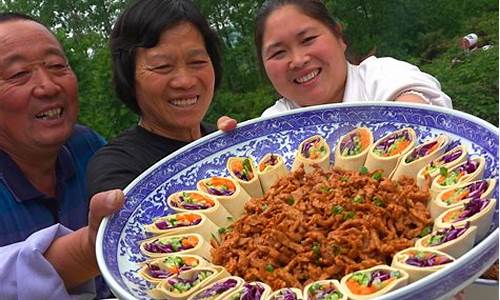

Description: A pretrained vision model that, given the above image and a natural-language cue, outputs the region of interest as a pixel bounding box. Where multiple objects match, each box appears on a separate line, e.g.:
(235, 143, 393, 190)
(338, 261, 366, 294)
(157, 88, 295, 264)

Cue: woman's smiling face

(261, 5, 348, 106)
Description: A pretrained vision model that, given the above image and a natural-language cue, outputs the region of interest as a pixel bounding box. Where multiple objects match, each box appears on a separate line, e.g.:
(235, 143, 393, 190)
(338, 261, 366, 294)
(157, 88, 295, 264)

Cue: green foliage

(0, 0, 497, 139)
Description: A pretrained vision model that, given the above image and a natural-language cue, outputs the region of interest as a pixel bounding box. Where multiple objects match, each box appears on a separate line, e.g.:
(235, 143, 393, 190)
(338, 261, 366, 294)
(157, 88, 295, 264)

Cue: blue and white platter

(96, 102, 499, 300)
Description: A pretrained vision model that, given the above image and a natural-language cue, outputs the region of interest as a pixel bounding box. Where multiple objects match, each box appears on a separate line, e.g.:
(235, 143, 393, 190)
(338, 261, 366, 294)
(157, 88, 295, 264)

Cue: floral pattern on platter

(99, 104, 499, 300)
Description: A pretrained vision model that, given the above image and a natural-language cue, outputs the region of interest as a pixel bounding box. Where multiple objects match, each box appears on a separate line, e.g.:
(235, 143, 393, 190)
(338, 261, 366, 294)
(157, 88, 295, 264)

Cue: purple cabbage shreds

(281, 289, 298, 300)
(241, 283, 265, 300)
(168, 276, 193, 287)
(182, 203, 209, 210)
(442, 149, 462, 163)
(367, 270, 391, 286)
(444, 140, 461, 153)
(193, 279, 238, 300)
(314, 285, 339, 300)
(441, 223, 469, 243)
(457, 159, 479, 174)
(146, 264, 173, 278)
(234, 170, 249, 181)
(406, 141, 438, 163)
(458, 198, 489, 221)
(467, 181, 488, 198)
(405, 254, 453, 267)
(144, 240, 174, 253)
(265, 154, 279, 166)
(207, 187, 234, 196)
(155, 217, 202, 230)
(340, 133, 356, 152)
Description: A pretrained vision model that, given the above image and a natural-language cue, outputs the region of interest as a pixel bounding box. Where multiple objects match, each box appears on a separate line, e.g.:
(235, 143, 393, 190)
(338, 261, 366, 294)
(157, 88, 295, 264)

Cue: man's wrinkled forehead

(0, 20, 66, 66)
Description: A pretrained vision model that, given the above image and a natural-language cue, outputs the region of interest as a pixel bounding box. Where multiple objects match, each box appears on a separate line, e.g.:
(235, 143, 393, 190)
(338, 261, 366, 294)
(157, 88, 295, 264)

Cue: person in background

(254, 0, 452, 117)
(0, 13, 124, 299)
(86, 0, 236, 197)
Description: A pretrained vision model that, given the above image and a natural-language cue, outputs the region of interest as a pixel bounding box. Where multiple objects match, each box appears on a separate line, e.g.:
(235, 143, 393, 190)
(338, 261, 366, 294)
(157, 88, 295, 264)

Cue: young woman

(254, 0, 452, 117)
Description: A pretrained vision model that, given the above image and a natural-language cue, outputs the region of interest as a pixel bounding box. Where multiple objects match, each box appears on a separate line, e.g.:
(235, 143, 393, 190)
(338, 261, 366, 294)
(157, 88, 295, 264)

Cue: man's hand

(44, 189, 124, 289)
(217, 116, 237, 132)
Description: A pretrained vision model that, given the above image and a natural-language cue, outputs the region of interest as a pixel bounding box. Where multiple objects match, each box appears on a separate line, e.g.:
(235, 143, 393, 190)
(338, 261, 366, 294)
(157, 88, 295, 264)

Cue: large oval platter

(96, 102, 499, 300)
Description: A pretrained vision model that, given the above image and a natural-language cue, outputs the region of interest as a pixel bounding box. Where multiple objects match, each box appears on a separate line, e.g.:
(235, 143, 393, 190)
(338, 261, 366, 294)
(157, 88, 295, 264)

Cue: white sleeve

(0, 224, 96, 300)
(359, 57, 453, 108)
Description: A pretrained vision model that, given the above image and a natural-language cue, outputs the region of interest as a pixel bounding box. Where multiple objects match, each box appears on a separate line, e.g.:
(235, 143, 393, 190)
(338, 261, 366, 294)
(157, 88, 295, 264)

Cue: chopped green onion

(359, 166, 369, 174)
(331, 205, 344, 215)
(265, 264, 274, 272)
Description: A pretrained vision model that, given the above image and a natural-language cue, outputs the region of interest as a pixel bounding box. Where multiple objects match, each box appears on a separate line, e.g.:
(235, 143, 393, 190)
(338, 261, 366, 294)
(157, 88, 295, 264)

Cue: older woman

(254, 0, 452, 117)
(87, 0, 234, 196)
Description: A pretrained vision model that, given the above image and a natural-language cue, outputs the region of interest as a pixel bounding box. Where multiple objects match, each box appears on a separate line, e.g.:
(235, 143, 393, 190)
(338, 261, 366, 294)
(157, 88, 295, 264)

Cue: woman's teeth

(36, 107, 63, 120)
(170, 97, 198, 107)
(295, 69, 320, 84)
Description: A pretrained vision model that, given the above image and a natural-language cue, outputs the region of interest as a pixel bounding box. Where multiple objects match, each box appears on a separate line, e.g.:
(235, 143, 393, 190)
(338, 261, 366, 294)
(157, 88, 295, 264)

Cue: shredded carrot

(230, 160, 244, 172)
(346, 279, 377, 295)
(443, 210, 462, 222)
(389, 140, 411, 156)
(210, 178, 236, 190)
(190, 193, 215, 206)
(183, 257, 199, 266)
(182, 236, 198, 248)
(178, 213, 201, 224)
(359, 129, 371, 150)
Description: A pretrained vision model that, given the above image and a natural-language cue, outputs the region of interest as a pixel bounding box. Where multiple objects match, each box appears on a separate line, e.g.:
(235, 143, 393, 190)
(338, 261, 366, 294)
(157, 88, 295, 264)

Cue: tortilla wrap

(334, 127, 373, 172)
(257, 153, 289, 193)
(364, 128, 416, 178)
(292, 135, 331, 173)
(227, 157, 264, 198)
(197, 177, 251, 218)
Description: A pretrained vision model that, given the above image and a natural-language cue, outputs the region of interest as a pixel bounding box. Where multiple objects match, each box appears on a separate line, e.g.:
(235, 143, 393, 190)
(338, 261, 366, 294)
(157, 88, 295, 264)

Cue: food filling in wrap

(424, 223, 470, 247)
(145, 256, 200, 280)
(170, 192, 215, 210)
(404, 250, 453, 267)
(301, 137, 328, 159)
(200, 178, 236, 196)
(191, 278, 239, 300)
(441, 181, 489, 205)
(166, 270, 214, 294)
(307, 282, 343, 300)
(259, 154, 280, 172)
(346, 269, 403, 295)
(143, 236, 198, 254)
(153, 214, 202, 230)
(437, 160, 480, 186)
(373, 130, 412, 157)
(230, 159, 255, 181)
(442, 198, 490, 223)
(270, 289, 299, 300)
(421, 147, 463, 176)
(339, 130, 370, 157)
(405, 140, 440, 163)
(230, 283, 266, 300)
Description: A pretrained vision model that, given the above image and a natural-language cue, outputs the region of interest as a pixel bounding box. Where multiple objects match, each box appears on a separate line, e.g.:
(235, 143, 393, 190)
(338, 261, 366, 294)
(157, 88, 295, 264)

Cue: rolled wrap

(415, 224, 477, 258)
(167, 190, 233, 228)
(257, 153, 289, 193)
(197, 177, 251, 219)
(139, 254, 208, 284)
(227, 157, 264, 198)
(429, 178, 496, 219)
(391, 134, 449, 181)
(303, 279, 347, 300)
(434, 198, 496, 242)
(292, 135, 331, 173)
(364, 128, 416, 178)
(416, 145, 468, 190)
(144, 212, 219, 242)
(340, 265, 409, 300)
(140, 233, 212, 260)
(391, 247, 455, 283)
(334, 127, 373, 172)
(430, 157, 486, 199)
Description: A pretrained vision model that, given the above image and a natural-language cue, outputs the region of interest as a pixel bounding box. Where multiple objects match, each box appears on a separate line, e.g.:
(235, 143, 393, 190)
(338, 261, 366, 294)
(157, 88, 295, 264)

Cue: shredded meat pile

(211, 166, 432, 289)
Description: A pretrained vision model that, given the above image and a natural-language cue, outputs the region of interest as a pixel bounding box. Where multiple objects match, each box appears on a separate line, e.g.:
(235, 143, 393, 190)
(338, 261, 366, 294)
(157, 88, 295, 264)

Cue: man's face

(0, 20, 79, 154)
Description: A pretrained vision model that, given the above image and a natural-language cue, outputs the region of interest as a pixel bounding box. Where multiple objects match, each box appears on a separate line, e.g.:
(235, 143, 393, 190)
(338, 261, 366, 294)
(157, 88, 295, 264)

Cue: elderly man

(0, 13, 123, 299)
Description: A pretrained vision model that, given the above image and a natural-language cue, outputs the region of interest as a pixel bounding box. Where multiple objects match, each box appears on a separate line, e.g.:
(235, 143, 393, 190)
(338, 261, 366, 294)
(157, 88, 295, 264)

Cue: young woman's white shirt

(261, 56, 452, 117)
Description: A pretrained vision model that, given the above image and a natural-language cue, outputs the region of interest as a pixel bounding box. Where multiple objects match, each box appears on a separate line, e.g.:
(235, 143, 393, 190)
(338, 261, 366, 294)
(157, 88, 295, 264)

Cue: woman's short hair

(110, 0, 222, 115)
(255, 0, 344, 67)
